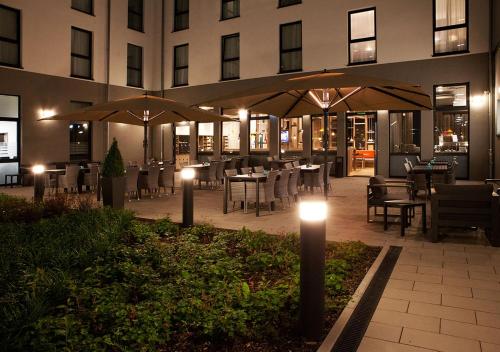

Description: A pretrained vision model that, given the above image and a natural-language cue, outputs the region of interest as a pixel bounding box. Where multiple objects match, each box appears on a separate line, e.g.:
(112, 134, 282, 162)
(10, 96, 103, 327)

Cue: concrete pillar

(420, 110, 434, 161)
(303, 115, 312, 160)
(163, 123, 174, 162)
(240, 112, 249, 156)
(269, 115, 279, 157)
(213, 122, 221, 159)
(336, 112, 346, 176)
(376, 110, 390, 178)
(189, 121, 197, 162)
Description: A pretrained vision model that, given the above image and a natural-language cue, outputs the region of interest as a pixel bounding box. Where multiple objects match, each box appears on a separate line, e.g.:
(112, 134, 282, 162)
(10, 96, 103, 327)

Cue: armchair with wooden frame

(367, 175, 414, 223)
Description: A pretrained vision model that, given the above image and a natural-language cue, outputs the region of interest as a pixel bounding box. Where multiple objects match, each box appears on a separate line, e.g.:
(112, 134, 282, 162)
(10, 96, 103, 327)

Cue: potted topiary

(101, 139, 126, 208)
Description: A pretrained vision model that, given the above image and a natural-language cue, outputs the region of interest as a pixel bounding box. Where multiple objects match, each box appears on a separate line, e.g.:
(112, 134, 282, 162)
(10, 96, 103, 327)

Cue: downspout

(104, 0, 111, 159)
(160, 0, 165, 160)
(488, 0, 494, 178)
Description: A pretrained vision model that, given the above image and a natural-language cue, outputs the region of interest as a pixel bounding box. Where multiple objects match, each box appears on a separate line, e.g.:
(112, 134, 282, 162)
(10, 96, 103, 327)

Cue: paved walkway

(3, 176, 500, 351)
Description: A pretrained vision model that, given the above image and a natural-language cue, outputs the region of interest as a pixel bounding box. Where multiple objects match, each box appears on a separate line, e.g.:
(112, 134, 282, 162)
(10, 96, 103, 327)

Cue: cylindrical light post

(32, 165, 46, 203)
(181, 167, 195, 227)
(299, 201, 327, 342)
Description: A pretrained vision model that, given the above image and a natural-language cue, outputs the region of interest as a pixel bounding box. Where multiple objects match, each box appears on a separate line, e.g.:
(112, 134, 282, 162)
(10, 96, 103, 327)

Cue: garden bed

(0, 194, 380, 351)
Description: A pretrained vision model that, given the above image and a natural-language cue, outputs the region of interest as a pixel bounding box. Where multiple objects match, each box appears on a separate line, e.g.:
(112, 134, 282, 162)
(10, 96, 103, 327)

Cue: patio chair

(240, 157, 249, 169)
(189, 159, 198, 165)
(159, 164, 175, 195)
(215, 161, 225, 188)
(225, 169, 237, 177)
(284, 162, 293, 170)
(143, 166, 161, 198)
(431, 171, 447, 187)
(241, 167, 252, 175)
(274, 168, 291, 208)
(83, 163, 99, 192)
(253, 165, 265, 173)
(288, 168, 300, 203)
(366, 175, 414, 223)
(405, 162, 427, 198)
(198, 162, 218, 189)
(44, 163, 57, 194)
(58, 165, 80, 193)
(247, 170, 279, 214)
(266, 156, 273, 162)
(126, 166, 140, 200)
(416, 155, 421, 163)
(292, 160, 300, 167)
(326, 162, 333, 192)
(303, 163, 324, 193)
(228, 158, 238, 170)
(485, 179, 500, 195)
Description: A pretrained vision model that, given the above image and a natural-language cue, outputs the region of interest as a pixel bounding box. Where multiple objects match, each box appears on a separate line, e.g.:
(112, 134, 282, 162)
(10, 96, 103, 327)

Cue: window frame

(311, 114, 338, 153)
(128, 0, 144, 32)
(71, 0, 94, 16)
(388, 110, 422, 156)
(196, 122, 215, 154)
(127, 43, 143, 88)
(279, 21, 302, 74)
(221, 0, 239, 21)
(221, 33, 240, 81)
(279, 116, 303, 156)
(0, 94, 21, 166)
(347, 7, 377, 66)
(173, 0, 189, 32)
(0, 4, 22, 69)
(221, 119, 241, 155)
(70, 26, 93, 80)
(249, 115, 270, 154)
(278, 0, 301, 8)
(173, 43, 189, 87)
(432, 0, 469, 56)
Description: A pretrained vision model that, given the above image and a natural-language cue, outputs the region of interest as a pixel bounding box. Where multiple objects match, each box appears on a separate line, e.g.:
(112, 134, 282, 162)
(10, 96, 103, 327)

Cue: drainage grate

(331, 246, 402, 352)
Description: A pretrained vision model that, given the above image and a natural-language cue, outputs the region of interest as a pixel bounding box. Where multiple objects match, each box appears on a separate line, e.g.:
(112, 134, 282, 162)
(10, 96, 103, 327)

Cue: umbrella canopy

(44, 95, 233, 164)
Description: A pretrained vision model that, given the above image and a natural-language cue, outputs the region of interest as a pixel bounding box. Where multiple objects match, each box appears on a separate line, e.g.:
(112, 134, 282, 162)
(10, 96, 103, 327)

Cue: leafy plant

(101, 138, 125, 178)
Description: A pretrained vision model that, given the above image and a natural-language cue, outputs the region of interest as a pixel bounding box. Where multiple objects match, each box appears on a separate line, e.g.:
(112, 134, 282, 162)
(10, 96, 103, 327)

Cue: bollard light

(32, 164, 46, 203)
(181, 167, 195, 227)
(299, 201, 327, 342)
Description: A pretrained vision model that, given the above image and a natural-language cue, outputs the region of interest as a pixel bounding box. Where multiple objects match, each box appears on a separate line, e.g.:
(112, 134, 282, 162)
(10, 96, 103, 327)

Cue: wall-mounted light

(238, 109, 248, 121)
(471, 92, 488, 108)
(199, 106, 214, 111)
(39, 109, 56, 119)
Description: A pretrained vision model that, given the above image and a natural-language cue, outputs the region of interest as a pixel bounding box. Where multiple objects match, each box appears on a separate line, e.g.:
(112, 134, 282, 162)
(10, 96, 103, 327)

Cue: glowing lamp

(32, 164, 45, 174)
(299, 201, 327, 222)
(181, 168, 195, 180)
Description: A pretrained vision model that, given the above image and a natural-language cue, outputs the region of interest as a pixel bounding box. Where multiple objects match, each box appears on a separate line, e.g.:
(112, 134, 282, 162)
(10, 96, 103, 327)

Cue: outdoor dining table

(223, 172, 270, 217)
(411, 164, 450, 193)
(299, 164, 321, 173)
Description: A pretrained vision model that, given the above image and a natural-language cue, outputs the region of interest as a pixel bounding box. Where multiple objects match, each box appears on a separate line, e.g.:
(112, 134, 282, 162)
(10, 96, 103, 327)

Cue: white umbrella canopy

(45, 94, 233, 163)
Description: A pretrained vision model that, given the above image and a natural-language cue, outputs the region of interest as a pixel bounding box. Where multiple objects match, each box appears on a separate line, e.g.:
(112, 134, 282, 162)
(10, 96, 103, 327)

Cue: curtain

(175, 0, 189, 30)
(0, 7, 19, 66)
(174, 45, 188, 85)
(223, 35, 239, 79)
(222, 0, 239, 19)
(435, 0, 466, 27)
(71, 29, 91, 77)
(281, 23, 302, 71)
(434, 0, 467, 53)
(350, 10, 375, 40)
(72, 0, 92, 13)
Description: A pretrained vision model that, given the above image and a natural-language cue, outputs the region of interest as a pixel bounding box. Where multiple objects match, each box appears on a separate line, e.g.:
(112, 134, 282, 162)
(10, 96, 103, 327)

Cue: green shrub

(102, 138, 125, 178)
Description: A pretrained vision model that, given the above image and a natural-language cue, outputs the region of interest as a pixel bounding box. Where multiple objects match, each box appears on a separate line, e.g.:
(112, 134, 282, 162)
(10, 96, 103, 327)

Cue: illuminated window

(434, 84, 469, 154)
(222, 120, 240, 153)
(250, 115, 269, 152)
(311, 114, 337, 151)
(433, 0, 468, 55)
(0, 94, 19, 185)
(197, 122, 214, 153)
(280, 117, 303, 152)
(389, 112, 421, 154)
(70, 101, 92, 162)
(348, 8, 376, 64)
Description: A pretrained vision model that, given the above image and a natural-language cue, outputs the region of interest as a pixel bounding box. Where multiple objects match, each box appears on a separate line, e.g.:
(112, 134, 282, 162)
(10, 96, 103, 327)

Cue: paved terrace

(3, 177, 500, 352)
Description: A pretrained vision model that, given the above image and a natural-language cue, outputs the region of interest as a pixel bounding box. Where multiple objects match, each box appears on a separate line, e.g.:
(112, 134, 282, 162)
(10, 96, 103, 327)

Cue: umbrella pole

(143, 120, 148, 165)
(322, 108, 328, 199)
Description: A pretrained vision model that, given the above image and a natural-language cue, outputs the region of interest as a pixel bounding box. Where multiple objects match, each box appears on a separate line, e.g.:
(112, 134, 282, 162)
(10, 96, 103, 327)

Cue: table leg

(400, 207, 406, 237)
(244, 182, 248, 214)
(256, 179, 260, 217)
(223, 176, 228, 214)
(422, 204, 427, 233)
(384, 204, 388, 230)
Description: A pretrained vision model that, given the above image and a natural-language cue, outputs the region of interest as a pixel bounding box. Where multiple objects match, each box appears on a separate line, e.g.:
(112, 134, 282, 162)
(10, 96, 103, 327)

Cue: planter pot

(101, 176, 126, 209)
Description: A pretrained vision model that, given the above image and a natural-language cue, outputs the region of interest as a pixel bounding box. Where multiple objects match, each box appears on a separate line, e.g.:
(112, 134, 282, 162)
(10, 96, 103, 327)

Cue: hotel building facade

(0, 0, 499, 182)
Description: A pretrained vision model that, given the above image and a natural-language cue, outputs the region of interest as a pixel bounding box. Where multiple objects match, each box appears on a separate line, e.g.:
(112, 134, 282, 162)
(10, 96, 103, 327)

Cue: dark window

(71, 27, 92, 79)
(128, 0, 144, 32)
(221, 0, 239, 20)
(127, 44, 143, 88)
(433, 83, 469, 154)
(348, 8, 376, 65)
(433, 0, 468, 55)
(69, 101, 92, 162)
(0, 5, 21, 68)
(71, 0, 93, 15)
(389, 111, 421, 154)
(173, 44, 188, 86)
(280, 21, 302, 73)
(279, 0, 301, 7)
(174, 0, 189, 31)
(221, 34, 239, 80)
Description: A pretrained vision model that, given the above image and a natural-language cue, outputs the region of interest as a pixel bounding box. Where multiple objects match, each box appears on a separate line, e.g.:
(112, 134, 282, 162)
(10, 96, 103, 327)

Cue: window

(281, 117, 303, 152)
(0, 5, 21, 68)
(70, 101, 92, 162)
(280, 21, 302, 73)
(71, 27, 92, 79)
(127, 43, 143, 88)
(174, 0, 189, 31)
(0, 95, 20, 185)
(173, 44, 188, 86)
(221, 34, 239, 80)
(279, 0, 301, 7)
(348, 8, 376, 65)
(197, 123, 214, 153)
(250, 115, 269, 152)
(222, 120, 240, 153)
(128, 0, 144, 32)
(221, 0, 239, 20)
(72, 0, 93, 15)
(312, 114, 337, 151)
(389, 112, 421, 154)
(433, 0, 468, 55)
(434, 84, 469, 154)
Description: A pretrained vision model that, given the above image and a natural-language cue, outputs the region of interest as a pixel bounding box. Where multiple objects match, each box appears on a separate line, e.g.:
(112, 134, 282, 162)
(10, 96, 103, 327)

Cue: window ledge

(70, 74, 94, 81)
(0, 63, 23, 70)
(432, 50, 470, 57)
(278, 68, 302, 74)
(71, 7, 95, 16)
(347, 60, 377, 66)
(172, 27, 189, 33)
(220, 15, 240, 22)
(128, 27, 145, 34)
(220, 76, 240, 82)
(172, 83, 189, 88)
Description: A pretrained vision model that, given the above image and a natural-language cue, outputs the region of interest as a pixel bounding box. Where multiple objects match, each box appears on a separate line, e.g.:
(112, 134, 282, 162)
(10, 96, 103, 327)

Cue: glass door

(175, 123, 190, 169)
(346, 113, 377, 176)
(0, 95, 20, 185)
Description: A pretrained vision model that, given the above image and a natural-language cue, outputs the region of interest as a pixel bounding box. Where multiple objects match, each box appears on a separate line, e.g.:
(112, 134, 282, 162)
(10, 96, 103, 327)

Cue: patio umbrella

(199, 69, 433, 199)
(44, 94, 233, 164)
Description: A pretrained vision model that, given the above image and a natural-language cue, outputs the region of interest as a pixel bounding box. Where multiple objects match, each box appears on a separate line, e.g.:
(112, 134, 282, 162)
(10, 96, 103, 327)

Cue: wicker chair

(57, 165, 80, 193)
(143, 166, 160, 198)
(125, 166, 139, 200)
(83, 164, 99, 192)
(274, 168, 291, 208)
(159, 164, 175, 194)
(228, 158, 238, 170)
(199, 162, 218, 189)
(366, 175, 414, 222)
(215, 161, 225, 188)
(284, 163, 293, 170)
(288, 168, 300, 203)
(405, 162, 427, 198)
(241, 167, 252, 174)
(292, 160, 300, 167)
(253, 165, 265, 173)
(247, 170, 279, 213)
(303, 163, 324, 193)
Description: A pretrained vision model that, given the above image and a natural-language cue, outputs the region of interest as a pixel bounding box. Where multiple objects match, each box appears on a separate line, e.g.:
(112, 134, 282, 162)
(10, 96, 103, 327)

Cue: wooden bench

(431, 184, 499, 246)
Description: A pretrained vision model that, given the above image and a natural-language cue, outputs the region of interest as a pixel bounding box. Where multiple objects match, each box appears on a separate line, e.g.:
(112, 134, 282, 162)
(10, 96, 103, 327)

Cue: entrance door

(346, 113, 377, 176)
(175, 123, 190, 169)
